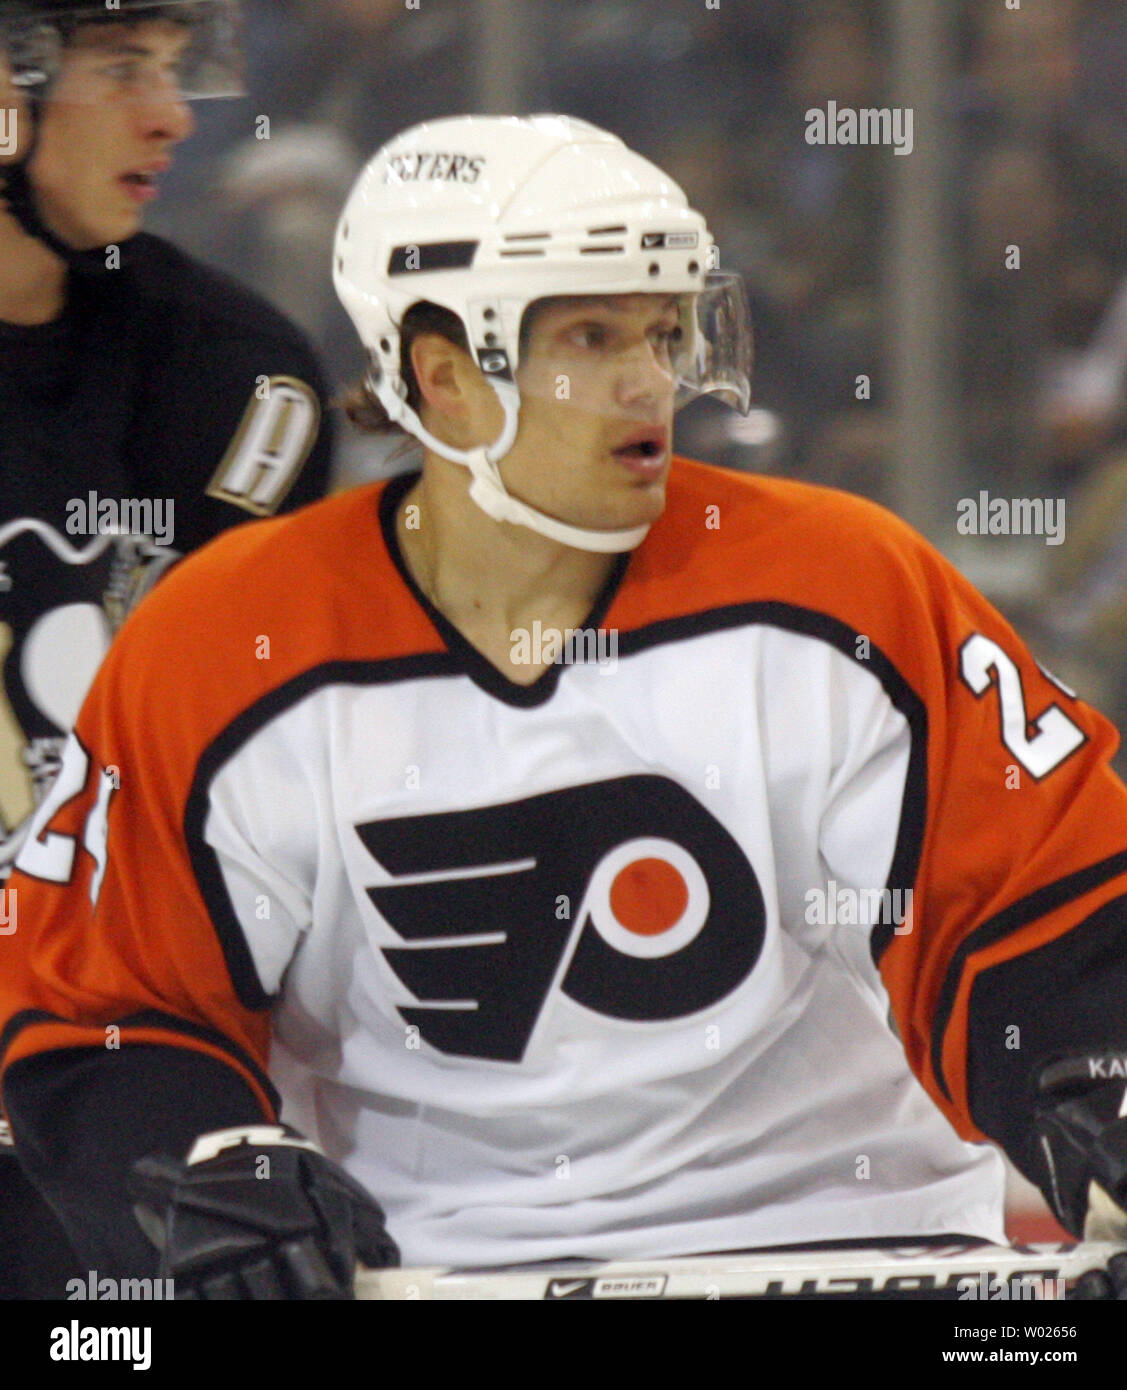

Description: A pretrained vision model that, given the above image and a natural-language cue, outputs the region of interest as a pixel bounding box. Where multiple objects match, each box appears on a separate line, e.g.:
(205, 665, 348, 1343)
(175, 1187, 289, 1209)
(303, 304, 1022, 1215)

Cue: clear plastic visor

(2, 2, 243, 101)
(675, 272, 754, 415)
(508, 273, 753, 424)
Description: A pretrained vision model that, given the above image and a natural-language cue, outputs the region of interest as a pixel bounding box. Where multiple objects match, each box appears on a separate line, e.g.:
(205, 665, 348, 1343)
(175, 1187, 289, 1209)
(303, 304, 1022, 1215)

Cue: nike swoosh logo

(548, 1280, 588, 1297)
(642, 234, 663, 248)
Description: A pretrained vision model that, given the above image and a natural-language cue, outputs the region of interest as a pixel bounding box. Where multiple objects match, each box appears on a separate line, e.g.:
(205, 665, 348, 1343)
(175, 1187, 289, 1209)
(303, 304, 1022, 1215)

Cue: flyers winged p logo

(356, 774, 765, 1062)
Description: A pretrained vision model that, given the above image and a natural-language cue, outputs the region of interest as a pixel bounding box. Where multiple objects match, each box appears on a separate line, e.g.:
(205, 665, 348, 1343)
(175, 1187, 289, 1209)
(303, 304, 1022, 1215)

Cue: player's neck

(397, 463, 618, 634)
(0, 212, 68, 325)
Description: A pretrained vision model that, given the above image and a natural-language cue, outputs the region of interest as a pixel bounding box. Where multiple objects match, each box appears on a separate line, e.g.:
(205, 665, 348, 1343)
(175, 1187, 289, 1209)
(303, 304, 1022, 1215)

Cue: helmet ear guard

(334, 114, 754, 554)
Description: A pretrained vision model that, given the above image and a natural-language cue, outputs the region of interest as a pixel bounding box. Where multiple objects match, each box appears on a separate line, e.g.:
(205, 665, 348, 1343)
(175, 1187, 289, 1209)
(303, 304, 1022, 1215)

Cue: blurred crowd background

(150, 0, 1127, 756)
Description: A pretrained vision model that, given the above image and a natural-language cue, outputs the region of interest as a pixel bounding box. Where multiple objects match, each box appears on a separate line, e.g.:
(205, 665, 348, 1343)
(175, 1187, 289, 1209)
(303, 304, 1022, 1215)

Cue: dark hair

(339, 301, 469, 436)
(54, 0, 203, 27)
(51, 0, 201, 43)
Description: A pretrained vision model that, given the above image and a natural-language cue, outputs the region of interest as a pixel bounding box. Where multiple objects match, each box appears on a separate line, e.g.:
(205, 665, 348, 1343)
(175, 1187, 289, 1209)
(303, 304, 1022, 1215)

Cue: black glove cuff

(1032, 1052, 1127, 1235)
(129, 1123, 399, 1298)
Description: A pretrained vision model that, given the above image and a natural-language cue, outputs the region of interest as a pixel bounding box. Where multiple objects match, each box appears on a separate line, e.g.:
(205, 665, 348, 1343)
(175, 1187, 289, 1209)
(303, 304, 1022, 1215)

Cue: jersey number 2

(16, 737, 115, 903)
(959, 633, 1085, 779)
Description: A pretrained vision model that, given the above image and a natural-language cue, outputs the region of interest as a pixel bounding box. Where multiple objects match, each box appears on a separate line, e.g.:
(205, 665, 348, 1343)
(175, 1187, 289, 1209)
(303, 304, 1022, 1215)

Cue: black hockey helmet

(0, 0, 243, 267)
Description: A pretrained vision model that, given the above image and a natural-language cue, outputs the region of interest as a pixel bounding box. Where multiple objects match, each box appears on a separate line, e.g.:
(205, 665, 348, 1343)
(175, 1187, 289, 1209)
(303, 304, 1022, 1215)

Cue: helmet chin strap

(376, 373, 651, 554)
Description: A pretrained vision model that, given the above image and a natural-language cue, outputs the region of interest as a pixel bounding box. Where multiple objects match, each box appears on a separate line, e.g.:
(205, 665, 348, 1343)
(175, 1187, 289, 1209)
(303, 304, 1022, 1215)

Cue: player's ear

(411, 333, 499, 447)
(410, 333, 464, 417)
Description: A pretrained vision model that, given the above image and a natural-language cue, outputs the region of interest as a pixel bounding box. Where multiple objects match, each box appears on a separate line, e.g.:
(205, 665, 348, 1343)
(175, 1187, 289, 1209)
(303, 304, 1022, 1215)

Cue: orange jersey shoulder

(627, 457, 981, 679)
(0, 481, 432, 1101)
(633, 459, 1127, 1134)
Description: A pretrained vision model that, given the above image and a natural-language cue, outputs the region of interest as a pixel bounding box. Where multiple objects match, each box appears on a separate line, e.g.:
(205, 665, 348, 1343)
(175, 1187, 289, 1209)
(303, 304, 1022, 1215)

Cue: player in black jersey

(0, 0, 332, 1297)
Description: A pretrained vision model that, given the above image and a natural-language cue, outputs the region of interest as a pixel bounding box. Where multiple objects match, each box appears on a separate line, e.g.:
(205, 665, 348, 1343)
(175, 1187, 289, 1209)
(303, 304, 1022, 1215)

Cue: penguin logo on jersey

(356, 774, 766, 1062)
(0, 520, 117, 875)
(0, 521, 183, 875)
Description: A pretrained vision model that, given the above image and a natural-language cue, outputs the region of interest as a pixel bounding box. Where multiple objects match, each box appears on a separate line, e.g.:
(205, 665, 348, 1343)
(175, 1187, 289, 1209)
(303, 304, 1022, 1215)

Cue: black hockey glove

(1033, 1053, 1127, 1299)
(129, 1125, 399, 1300)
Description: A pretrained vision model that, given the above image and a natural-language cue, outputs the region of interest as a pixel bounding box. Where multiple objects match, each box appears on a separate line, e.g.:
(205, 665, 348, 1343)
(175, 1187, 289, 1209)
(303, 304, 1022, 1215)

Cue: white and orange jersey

(4, 456, 1127, 1266)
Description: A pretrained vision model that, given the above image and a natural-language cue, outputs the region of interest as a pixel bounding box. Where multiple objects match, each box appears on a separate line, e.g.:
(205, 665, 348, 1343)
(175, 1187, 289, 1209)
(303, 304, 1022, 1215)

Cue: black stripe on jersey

(381, 468, 928, 808)
(0, 1009, 55, 1071)
(379, 471, 632, 708)
(185, 600, 927, 1012)
(616, 602, 929, 965)
(117, 1009, 282, 1110)
(0, 1006, 280, 1112)
(960, 890, 1127, 1186)
(186, 651, 463, 1011)
(929, 848, 1127, 1102)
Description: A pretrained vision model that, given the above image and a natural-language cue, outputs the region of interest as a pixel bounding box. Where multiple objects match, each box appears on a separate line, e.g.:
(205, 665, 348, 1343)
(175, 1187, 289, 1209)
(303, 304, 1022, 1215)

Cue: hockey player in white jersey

(4, 115, 1127, 1298)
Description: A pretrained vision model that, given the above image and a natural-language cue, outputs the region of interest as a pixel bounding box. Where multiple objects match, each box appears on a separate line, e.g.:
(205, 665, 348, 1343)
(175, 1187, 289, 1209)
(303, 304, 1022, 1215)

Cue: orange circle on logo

(609, 858, 689, 936)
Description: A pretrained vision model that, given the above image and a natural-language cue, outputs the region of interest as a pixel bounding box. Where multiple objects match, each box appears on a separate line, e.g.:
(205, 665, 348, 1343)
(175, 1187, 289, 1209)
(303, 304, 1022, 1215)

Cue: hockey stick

(355, 1240, 1126, 1300)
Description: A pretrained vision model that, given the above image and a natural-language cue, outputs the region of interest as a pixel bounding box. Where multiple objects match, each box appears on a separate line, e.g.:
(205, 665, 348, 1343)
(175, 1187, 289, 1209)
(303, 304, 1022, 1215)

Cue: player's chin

(632, 485, 669, 526)
(108, 210, 143, 243)
(598, 476, 669, 530)
(83, 201, 143, 248)
(609, 454, 671, 511)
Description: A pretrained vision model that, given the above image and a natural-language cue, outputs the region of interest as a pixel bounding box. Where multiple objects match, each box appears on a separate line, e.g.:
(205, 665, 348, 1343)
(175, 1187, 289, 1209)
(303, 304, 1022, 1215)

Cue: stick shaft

(356, 1240, 1124, 1300)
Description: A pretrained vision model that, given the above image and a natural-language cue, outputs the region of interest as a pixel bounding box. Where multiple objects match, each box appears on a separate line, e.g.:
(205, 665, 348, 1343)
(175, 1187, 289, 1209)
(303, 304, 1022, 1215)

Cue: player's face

(505, 294, 681, 534)
(27, 21, 195, 249)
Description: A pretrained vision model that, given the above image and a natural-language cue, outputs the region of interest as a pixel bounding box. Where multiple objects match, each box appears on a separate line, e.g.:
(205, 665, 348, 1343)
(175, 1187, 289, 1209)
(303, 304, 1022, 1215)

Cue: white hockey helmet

(333, 114, 752, 552)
